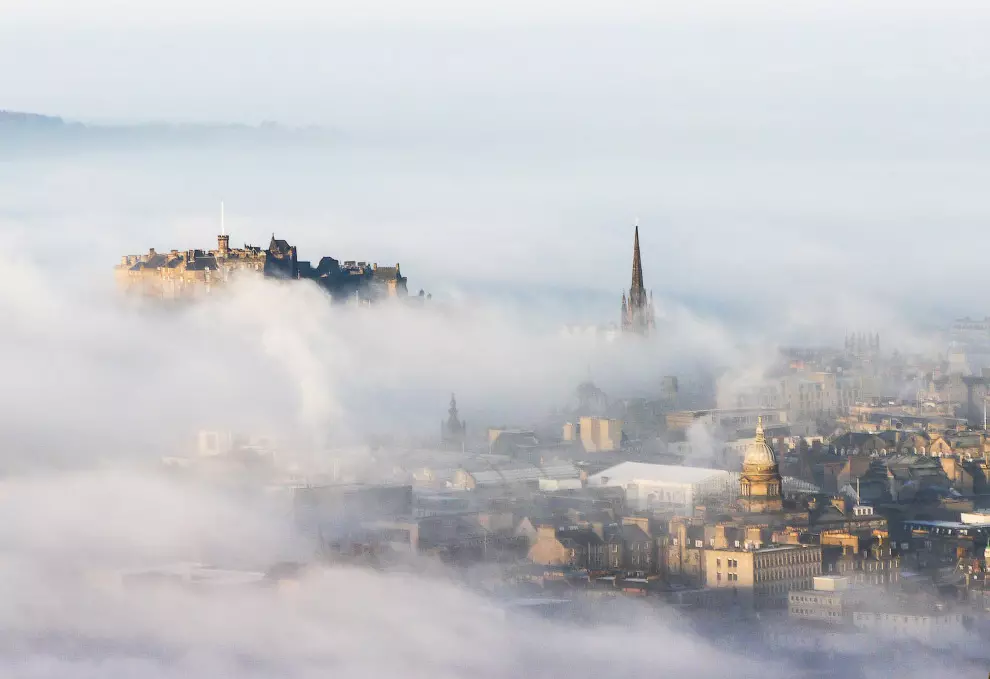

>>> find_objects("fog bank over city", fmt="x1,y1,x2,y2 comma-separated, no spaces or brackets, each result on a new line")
3,2,990,677
0,470,979,679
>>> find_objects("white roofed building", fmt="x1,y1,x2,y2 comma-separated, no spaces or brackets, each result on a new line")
587,462,737,515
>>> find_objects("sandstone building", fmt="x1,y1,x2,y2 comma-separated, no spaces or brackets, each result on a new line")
738,416,784,513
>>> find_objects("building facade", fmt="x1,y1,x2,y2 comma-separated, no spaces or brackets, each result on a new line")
704,543,823,610
578,416,624,453
789,576,861,625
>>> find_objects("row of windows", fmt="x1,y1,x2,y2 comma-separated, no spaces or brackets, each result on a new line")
855,613,963,625
715,558,739,569
792,608,841,618
755,565,820,582
715,572,739,582
792,595,837,605
755,550,819,568
757,580,812,596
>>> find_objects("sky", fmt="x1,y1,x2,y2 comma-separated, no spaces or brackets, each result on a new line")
3,0,990,330
1,4,989,675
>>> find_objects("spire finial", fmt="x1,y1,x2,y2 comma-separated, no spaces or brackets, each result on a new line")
755,415,765,443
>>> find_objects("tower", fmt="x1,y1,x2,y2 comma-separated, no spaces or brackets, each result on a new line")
621,222,654,334
441,393,466,449
738,416,783,513
217,200,229,256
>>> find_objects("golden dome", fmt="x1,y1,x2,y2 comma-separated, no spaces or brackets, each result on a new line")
744,416,777,467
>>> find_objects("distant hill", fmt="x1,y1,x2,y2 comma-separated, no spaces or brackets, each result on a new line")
0,110,73,128
0,110,335,152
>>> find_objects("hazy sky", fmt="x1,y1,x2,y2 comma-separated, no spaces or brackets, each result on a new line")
5,1,989,326
3,1,989,129
4,0,990,336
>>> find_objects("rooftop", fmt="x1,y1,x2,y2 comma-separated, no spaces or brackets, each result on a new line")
588,461,733,486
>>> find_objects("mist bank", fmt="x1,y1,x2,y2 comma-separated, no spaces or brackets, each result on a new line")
0,136,980,332
0,467,980,679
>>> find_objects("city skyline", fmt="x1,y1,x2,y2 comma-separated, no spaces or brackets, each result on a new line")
3,2,990,678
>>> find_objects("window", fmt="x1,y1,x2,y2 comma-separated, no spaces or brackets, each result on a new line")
717,559,722,568
717,572,722,581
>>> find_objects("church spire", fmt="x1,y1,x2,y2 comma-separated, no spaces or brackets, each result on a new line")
448,393,459,422
622,221,649,334
442,393,466,449
630,222,645,304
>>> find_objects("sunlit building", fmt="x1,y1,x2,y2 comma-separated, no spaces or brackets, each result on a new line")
116,229,408,302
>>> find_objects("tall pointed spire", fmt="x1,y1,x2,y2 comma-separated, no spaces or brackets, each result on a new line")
442,392,466,449
448,393,459,422
623,220,648,334
630,222,645,305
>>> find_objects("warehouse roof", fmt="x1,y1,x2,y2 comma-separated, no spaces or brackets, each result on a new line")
588,462,733,487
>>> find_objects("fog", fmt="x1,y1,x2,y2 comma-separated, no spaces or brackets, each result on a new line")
0,471,978,679
1,2,988,677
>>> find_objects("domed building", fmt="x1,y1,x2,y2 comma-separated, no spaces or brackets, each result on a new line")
738,416,783,513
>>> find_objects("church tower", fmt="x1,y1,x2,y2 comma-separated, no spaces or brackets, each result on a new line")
441,393,466,450
738,416,784,513
621,223,654,334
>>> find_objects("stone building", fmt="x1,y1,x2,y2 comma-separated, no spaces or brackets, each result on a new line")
527,519,657,574
704,542,823,610
577,416,624,453
820,529,900,586
115,231,409,302
788,575,860,626
851,607,967,644
738,417,784,513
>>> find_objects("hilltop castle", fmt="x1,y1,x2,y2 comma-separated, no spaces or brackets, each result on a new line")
115,229,412,303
